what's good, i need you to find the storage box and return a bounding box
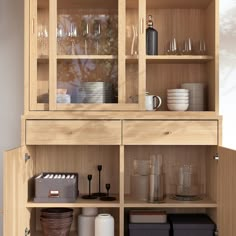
[168,214,216,236]
[34,172,78,203]
[129,210,167,223]
[129,223,170,236]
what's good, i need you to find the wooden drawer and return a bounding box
[26,120,121,145]
[123,120,218,145]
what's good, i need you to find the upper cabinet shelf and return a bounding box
[57,55,117,60]
[146,55,214,63]
[145,0,213,9]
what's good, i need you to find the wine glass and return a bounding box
[69,22,78,55]
[93,19,101,54]
[57,25,65,55]
[82,18,90,55]
[38,24,48,56]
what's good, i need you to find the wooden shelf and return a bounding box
[37,56,49,64]
[146,0,212,9]
[126,55,138,64]
[27,195,120,208]
[146,55,214,64]
[124,195,217,208]
[34,231,77,236]
[24,111,220,120]
[57,55,117,60]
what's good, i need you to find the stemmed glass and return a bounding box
[57,25,65,55]
[82,18,89,55]
[93,19,101,54]
[38,24,49,56]
[68,22,78,55]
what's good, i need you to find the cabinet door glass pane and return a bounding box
[57,59,118,104]
[56,0,118,105]
[36,0,49,106]
[126,0,139,104]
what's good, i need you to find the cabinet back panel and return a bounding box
[146,9,206,55]
[33,208,120,235]
[146,64,212,111]
[35,145,120,194]
[124,146,207,195]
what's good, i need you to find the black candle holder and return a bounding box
[100,183,116,201]
[82,174,97,199]
[93,165,106,197]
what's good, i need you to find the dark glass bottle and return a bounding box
[146,15,158,55]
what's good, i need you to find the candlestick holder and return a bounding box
[100,183,116,201]
[82,174,98,199]
[93,165,106,197]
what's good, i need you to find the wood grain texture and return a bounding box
[205,145,218,225]
[146,9,206,55]
[23,111,221,120]
[34,145,120,196]
[29,0,38,110]
[123,120,218,145]
[26,120,121,145]
[118,0,126,103]
[138,0,146,110]
[146,63,211,111]
[49,0,57,110]
[218,147,236,236]
[4,148,26,235]
[124,145,207,195]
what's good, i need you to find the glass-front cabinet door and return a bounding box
[30,0,143,111]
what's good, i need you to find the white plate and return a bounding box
[167,103,189,111]
[167,93,189,97]
[167,100,189,104]
[167,89,189,93]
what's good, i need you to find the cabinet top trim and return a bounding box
[22,112,222,121]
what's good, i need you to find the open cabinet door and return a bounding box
[3,147,34,236]
[218,146,236,236]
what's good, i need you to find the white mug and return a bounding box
[145,94,162,111]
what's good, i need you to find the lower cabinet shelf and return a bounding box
[26,195,120,208]
[124,195,217,208]
[34,231,77,236]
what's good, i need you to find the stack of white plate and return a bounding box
[181,83,205,111]
[167,89,189,111]
[76,82,113,103]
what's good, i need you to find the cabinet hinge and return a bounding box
[25,227,30,236]
[213,153,219,161]
[24,153,31,163]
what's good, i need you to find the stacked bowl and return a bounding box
[167,89,189,111]
[181,83,205,111]
[40,208,73,236]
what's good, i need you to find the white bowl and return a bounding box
[167,96,189,99]
[167,103,189,111]
[167,93,189,97]
[167,89,189,93]
[168,99,189,104]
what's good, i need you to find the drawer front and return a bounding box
[123,120,218,145]
[26,120,121,145]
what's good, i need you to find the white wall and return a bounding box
[219,0,236,150]
[0,0,236,234]
[0,0,24,233]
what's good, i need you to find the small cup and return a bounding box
[145,93,162,111]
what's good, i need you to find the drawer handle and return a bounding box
[49,190,60,198]
[164,131,172,135]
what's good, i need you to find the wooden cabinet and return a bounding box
[27,0,218,113]
[26,120,122,145]
[123,120,218,145]
[4,0,236,236]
